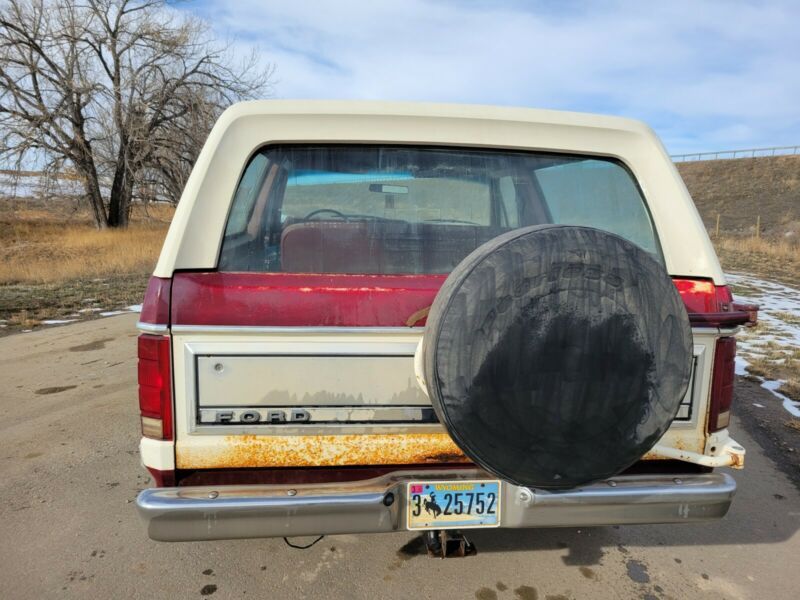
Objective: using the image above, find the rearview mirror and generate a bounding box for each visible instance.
[369,184,408,194]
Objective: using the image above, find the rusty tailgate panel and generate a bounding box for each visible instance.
[176,432,470,469]
[175,430,703,470]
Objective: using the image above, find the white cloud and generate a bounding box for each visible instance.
[191,0,800,153]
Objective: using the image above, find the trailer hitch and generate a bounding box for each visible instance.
[423,530,476,558]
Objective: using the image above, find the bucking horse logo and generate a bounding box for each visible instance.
[423,492,442,518]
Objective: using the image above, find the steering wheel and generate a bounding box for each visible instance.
[303,208,349,221]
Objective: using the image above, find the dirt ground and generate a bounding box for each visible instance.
[735,377,800,491]
[0,314,798,600]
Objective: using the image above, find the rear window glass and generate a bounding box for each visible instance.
[219,145,659,274]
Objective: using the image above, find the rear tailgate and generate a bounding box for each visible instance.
[170,272,714,470]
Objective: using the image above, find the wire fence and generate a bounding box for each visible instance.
[671,145,800,162]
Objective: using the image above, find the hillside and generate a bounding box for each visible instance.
[677,155,800,236]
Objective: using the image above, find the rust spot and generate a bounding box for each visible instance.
[177,433,469,469]
[663,437,698,453]
[642,434,703,461]
[728,451,745,468]
[405,306,430,327]
[424,452,466,463]
[641,452,667,461]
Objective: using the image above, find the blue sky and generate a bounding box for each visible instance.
[187,1,800,154]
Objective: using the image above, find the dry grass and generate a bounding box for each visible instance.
[774,311,800,326]
[678,155,800,235]
[741,341,800,401]
[0,274,152,331]
[712,234,800,288]
[0,200,173,333]
[714,235,800,261]
[779,378,800,401]
[0,204,172,284]
[678,154,800,285]
[744,356,776,379]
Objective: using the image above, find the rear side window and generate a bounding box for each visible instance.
[534,160,657,255]
[224,153,270,236]
[219,145,659,274]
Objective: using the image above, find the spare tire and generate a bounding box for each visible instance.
[422,225,692,489]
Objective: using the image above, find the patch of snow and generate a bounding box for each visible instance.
[78,307,104,313]
[760,380,800,418]
[81,298,98,304]
[41,319,77,325]
[98,305,141,318]
[734,356,748,376]
[752,403,765,408]
[727,272,800,417]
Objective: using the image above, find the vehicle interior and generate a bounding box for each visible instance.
[218,145,659,274]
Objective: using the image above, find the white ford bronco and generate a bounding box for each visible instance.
[135,101,756,548]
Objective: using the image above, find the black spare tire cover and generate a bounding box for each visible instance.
[423,225,693,489]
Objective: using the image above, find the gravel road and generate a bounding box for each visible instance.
[0,314,797,599]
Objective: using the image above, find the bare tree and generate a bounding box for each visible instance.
[0,0,273,228]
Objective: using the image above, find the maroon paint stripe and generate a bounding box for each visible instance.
[170,272,446,327]
[166,272,754,328]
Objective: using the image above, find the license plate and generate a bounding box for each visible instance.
[406,480,501,530]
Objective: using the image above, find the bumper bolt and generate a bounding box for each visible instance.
[519,489,532,503]
[607,480,617,487]
[673,478,683,484]
[287,489,297,496]
[207,491,219,499]
[383,493,395,507]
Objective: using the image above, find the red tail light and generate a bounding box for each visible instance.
[708,337,736,432]
[673,278,757,327]
[672,278,731,313]
[140,276,172,325]
[138,334,173,440]
[672,278,756,434]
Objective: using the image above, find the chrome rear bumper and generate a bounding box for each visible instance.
[136,470,736,542]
